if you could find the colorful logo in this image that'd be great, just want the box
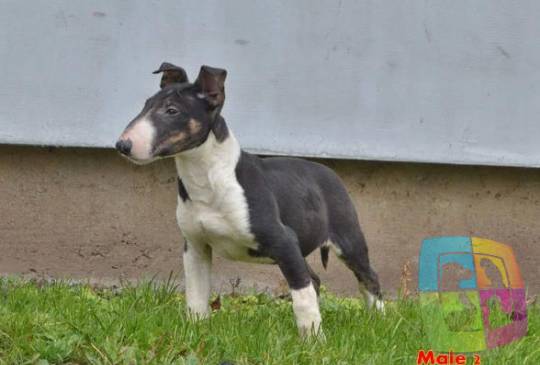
[419,236,527,352]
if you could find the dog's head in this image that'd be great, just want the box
[116,63,227,164]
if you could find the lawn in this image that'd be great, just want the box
[0,277,538,365]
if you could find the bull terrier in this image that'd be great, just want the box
[116,62,384,337]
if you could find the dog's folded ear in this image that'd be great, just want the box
[194,65,227,109]
[153,62,188,89]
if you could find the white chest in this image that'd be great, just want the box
[174,132,267,263]
[176,180,256,259]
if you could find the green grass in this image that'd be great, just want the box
[0,277,538,365]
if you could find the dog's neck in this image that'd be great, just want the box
[174,121,241,202]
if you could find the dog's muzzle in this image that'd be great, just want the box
[115,139,132,156]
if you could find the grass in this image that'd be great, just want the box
[0,277,538,365]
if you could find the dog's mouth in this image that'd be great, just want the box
[117,151,159,166]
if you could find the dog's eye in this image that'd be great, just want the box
[166,107,178,115]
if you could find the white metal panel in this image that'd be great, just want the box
[1,1,540,167]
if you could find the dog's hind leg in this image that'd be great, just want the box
[329,229,384,312]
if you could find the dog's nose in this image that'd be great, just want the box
[115,139,132,156]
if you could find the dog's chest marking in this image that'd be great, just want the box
[174,133,270,263]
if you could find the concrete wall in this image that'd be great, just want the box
[1,145,538,296]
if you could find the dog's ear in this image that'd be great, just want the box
[153,62,188,89]
[194,65,227,109]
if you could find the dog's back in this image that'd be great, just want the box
[246,155,358,256]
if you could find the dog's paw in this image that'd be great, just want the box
[375,299,386,314]
[299,326,326,343]
[186,307,210,321]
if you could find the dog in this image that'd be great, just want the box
[116,62,384,337]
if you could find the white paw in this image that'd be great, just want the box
[187,306,210,320]
[292,284,323,339]
[375,299,386,314]
[298,324,326,341]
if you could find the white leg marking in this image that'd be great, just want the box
[291,283,323,337]
[375,298,385,312]
[183,243,212,319]
[360,283,385,313]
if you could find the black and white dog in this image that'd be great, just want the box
[116,63,384,337]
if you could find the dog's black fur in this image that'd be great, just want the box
[235,151,381,295]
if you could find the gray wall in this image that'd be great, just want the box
[1,1,540,168]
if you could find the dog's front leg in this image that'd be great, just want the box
[183,241,212,319]
[272,230,323,338]
[290,281,322,338]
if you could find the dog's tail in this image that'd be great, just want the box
[321,246,329,270]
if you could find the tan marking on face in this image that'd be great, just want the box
[152,131,188,156]
[163,131,187,145]
[154,120,201,156]
[188,118,202,134]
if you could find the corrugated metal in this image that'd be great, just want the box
[1,1,540,167]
